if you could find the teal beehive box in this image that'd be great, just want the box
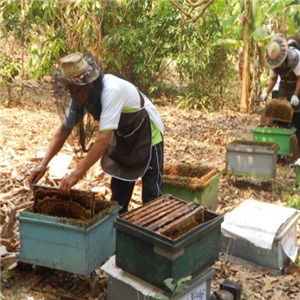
[16,185,120,276]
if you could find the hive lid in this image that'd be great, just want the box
[221,199,298,250]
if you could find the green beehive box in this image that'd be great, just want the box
[163,164,220,211]
[253,126,296,155]
[114,195,224,291]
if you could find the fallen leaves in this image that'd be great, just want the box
[1,92,300,300]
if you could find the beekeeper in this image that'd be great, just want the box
[29,52,164,214]
[260,35,300,149]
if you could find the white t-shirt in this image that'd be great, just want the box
[273,75,281,91]
[100,75,164,134]
[63,75,164,140]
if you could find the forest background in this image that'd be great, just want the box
[2,1,300,299]
[1,0,300,113]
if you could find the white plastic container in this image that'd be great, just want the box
[221,200,299,275]
[101,256,215,300]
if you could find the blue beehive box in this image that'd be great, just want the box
[16,185,119,276]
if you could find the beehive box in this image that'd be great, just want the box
[114,194,223,291]
[102,255,215,300]
[253,126,296,155]
[163,163,220,211]
[225,140,279,178]
[220,200,300,275]
[16,185,120,276]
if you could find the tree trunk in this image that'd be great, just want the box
[240,0,251,113]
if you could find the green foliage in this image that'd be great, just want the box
[154,276,192,300]
[0,53,19,82]
[1,0,300,110]
[295,255,300,268]
[282,187,300,210]
[242,289,249,300]
[275,172,300,209]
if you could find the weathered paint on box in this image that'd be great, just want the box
[253,126,296,155]
[114,202,223,291]
[221,212,299,274]
[16,204,119,276]
[163,173,220,211]
[226,142,278,178]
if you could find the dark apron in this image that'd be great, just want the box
[101,91,152,181]
[274,55,300,111]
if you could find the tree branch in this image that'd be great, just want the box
[184,0,214,24]
[169,0,215,25]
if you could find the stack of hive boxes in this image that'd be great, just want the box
[102,194,224,300]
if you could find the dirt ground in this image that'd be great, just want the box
[1,83,300,300]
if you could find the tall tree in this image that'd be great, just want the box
[240,0,251,113]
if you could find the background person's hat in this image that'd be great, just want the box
[264,36,288,68]
[52,52,100,85]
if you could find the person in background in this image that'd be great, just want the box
[260,35,300,149]
[29,52,164,214]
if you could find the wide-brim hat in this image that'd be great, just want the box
[264,36,288,68]
[52,52,100,85]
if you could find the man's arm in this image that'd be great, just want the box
[59,130,112,194]
[28,123,68,185]
[265,75,278,95]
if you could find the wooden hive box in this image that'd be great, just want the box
[226,140,279,178]
[253,126,296,156]
[114,194,223,291]
[16,185,120,276]
[163,163,220,211]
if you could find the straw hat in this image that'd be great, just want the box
[52,52,100,85]
[264,36,288,68]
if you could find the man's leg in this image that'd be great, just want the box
[110,178,135,214]
[141,140,164,204]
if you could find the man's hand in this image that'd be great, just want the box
[291,95,300,106]
[28,163,48,186]
[59,171,82,195]
[260,92,269,101]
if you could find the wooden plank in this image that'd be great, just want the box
[121,194,173,220]
[134,202,186,227]
[31,184,96,216]
[145,202,198,231]
[157,206,204,237]
[124,199,175,223]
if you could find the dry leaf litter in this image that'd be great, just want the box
[1,84,300,300]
